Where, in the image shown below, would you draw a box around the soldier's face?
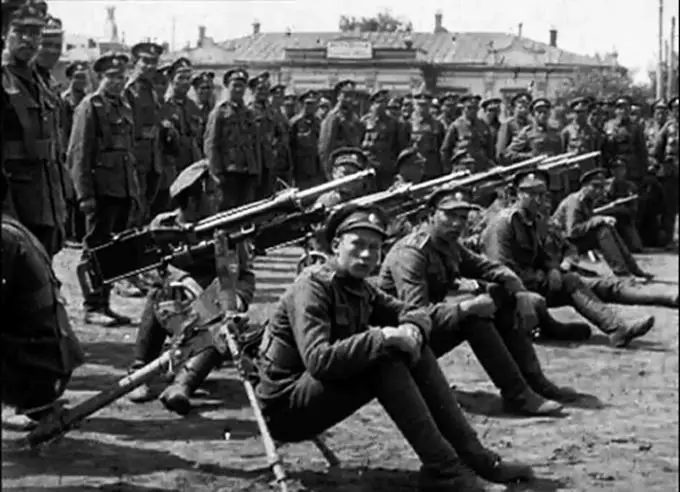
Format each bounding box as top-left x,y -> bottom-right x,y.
284,99 -> 296,113
443,101 -> 456,116
534,107 -> 550,125
6,24 -> 42,61
332,229 -> 383,279
463,102 -> 478,118
196,83 -> 213,102
399,161 -> 425,184
135,56 -> 158,79
71,72 -> 88,91
485,107 -> 500,120
172,71 -> 192,95
431,208 -> 469,240
228,80 -> 246,101
401,103 -> 413,118
303,100 -> 317,115
584,181 -> 605,200
102,72 -> 126,95
154,80 -> 169,99
614,105 -> 628,119
35,39 -> 62,70
515,101 -> 529,117
654,108 -> 667,122
338,90 -> 355,107
317,104 -> 330,119
517,189 -> 544,216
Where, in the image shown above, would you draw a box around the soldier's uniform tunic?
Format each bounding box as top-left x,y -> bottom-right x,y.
600,176 -> 643,252
360,112 -> 403,190
440,115 -> 495,173
495,117 -> 530,165
204,98 -> 259,210
196,100 -> 213,155
485,117 -> 501,151
408,112 -> 447,179
560,121 -> 603,191
289,111 -> 322,189
250,100 -> 288,198
652,117 -> 679,244
602,117 -> 648,182
318,105 -> 363,179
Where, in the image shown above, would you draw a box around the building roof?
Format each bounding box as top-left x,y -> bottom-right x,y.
163,31 -> 613,68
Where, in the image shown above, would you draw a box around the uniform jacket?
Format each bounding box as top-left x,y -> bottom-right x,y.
602,117 -> 648,180
495,116 -> 530,163
255,260 -> 432,403
159,90 -> 202,189
2,63 -> 66,229
504,122 -> 561,163
644,120 -> 666,160
440,115 -> 495,172
560,121 -> 603,172
437,113 -> 456,132
318,105 -> 363,178
377,223 -> 526,309
652,118 -> 679,177
196,100 -> 214,155
408,112 -> 447,178
124,75 -> 162,174
204,98 -> 259,177
67,90 -> 138,201
485,117 -> 501,151
60,88 -> 86,150
359,111 -> 404,175
550,191 -> 602,240
289,112 -> 321,181
249,100 -> 288,173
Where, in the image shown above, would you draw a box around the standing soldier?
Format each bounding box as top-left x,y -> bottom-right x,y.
316,96 -> 331,121
2,3 -> 66,258
441,94 -> 495,174
481,97 -> 502,150
561,97 -> 604,193
652,96 -> 679,249
430,97 -> 441,118
204,68 -> 259,209
318,79 -> 363,179
360,89 -> 404,190
387,95 -> 411,148
645,99 -> 668,163
496,92 -> 532,165
152,63 -> 171,102
191,70 -> 215,154
68,52 -> 137,326
630,103 -> 643,126
282,92 -> 297,121
289,90 -> 322,189
409,89 -> 447,179
124,41 -> 165,226
156,57 -> 202,215
269,83 -> 286,116
401,93 -> 414,122
437,93 -> 460,131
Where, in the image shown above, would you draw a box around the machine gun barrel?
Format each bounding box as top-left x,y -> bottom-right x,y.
439,155 -> 545,192
594,194 -> 638,214
540,152 -> 576,165
539,151 -> 601,172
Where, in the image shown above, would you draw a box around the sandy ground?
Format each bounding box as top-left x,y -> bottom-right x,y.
2,247 -> 678,492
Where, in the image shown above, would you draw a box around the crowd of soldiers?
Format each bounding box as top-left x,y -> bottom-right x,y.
2,0 -> 680,489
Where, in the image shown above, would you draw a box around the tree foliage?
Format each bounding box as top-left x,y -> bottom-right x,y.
554,68 -> 653,106
339,10 -> 413,33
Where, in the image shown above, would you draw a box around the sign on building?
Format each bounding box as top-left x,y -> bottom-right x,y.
326,40 -> 373,60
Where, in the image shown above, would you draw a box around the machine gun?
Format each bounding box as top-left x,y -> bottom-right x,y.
76,169 -> 375,297
594,194 -> 639,215
538,151 -> 602,173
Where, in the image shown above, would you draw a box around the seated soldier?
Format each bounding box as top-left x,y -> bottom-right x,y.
480,170 -> 676,349
377,189 -> 581,413
314,147 -> 372,209
1,168 -> 85,430
127,160 -> 255,415
461,179 -> 515,251
599,158 -> 644,252
551,168 -> 653,279
256,203 -> 534,491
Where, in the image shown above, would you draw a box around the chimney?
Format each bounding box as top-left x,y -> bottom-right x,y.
197,25 -> 206,47
518,22 -> 523,37
252,20 -> 261,35
434,11 -> 443,33
549,27 -> 557,47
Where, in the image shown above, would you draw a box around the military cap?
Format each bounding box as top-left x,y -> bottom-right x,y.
396,148 -> 426,170
460,94 -> 482,104
223,68 -> 248,86
481,97 -> 502,110
169,57 -> 192,78
611,157 -> 628,168
325,204 -> 388,243
170,159 -> 210,200
427,188 -> 483,212
510,92 -> 533,106
387,96 -> 402,109
370,89 -> 389,102
513,169 -> 549,191
191,71 -> 214,88
42,15 -> 63,39
156,63 -> 172,77
431,98 -> 441,108
283,93 -> 296,102
579,167 -> 606,185
270,84 -> 286,96
6,0 -> 45,27
614,95 -> 632,107
652,99 -> 668,110
248,71 -> 271,90
440,92 -> 459,104
670,97 -> 679,109
329,147 -> 367,171
413,89 -> 432,102
299,90 -> 319,103
93,52 -> 129,76
65,61 -> 89,79
402,93 -> 414,101
568,97 -> 590,111
530,97 -> 551,112
318,96 -> 331,108
334,79 -> 356,94
130,41 -> 164,60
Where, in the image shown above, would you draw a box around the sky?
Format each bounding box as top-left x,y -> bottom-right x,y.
49,0 -> 679,84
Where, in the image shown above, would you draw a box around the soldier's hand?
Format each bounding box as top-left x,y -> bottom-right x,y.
514,291 -> 542,333
603,216 -> 617,226
459,293 -> 496,319
547,268 -> 563,291
382,325 -> 422,364
79,198 -> 96,214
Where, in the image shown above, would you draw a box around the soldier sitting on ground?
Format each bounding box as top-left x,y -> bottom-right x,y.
127,160 -> 255,415
255,203 -> 534,491
480,170 -> 676,349
551,168 -> 653,279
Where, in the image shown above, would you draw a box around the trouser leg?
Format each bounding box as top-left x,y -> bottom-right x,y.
581,276 -> 678,308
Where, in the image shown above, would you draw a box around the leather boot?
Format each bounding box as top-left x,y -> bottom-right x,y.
534,301 -> 592,342
596,226 -> 635,276
160,348 -> 222,416
127,361 -> 157,403
570,287 -> 655,348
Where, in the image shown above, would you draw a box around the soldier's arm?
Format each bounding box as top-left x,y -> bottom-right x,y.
563,200 -> 600,239
235,241 -> 256,309
318,114 -> 339,179
495,121 -> 510,163
439,123 -> 457,169
67,100 -> 96,202
651,123 -> 668,163
384,246 -> 433,308
288,274 -> 389,381
560,126 -> 570,153
458,243 -> 526,294
503,127 -> 533,163
636,124 -> 649,165
369,287 -> 433,343
203,106 -> 223,179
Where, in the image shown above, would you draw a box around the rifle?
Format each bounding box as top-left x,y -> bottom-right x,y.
76,169 -> 375,297
594,194 -> 638,215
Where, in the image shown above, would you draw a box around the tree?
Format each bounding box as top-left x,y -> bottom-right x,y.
339,10 -> 413,33
554,67 -> 653,107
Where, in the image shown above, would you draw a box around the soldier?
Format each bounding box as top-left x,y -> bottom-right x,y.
551,168 -> 652,279
127,160 -> 255,414
440,94 -> 495,174
437,93 -> 460,131
360,89 -> 404,190
548,104 -> 568,132
386,95 -> 401,119
430,97 -> 441,118
2,2 -> 67,258
256,202 -> 534,491
152,63 -> 171,101
318,79 -> 363,179
191,70 -> 215,154
68,52 -> 137,326
316,96 -> 331,121
480,170 -> 675,349
630,103 -> 643,126
269,83 -> 286,116
602,96 -> 648,187
496,92 -> 532,164
561,97 -> 604,193
289,90 -> 322,189
652,96 -> 679,249
600,158 -> 644,252
481,97 -> 502,149
314,147 -> 369,209
155,57 -> 202,216
401,93 -> 414,121
124,41 -> 165,225
282,92 -> 297,121
387,95 -> 411,149
204,68 -> 259,210
645,99 -> 668,159
409,89 -> 447,179
588,99 -> 608,132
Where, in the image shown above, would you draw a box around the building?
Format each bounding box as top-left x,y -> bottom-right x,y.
163,12 -> 623,111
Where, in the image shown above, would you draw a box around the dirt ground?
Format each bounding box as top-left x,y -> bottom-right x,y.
2,246 -> 678,492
